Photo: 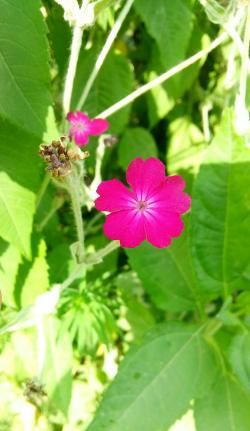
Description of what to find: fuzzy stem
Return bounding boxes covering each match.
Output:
[97,32,229,119]
[76,0,134,110]
[65,174,85,262]
[63,26,84,115]
[60,240,120,291]
[239,1,250,103]
[62,0,90,116]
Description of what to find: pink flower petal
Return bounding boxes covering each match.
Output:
[95,179,136,212]
[67,112,77,123]
[89,118,109,135]
[126,158,166,200]
[149,176,191,213]
[144,210,184,248]
[74,130,89,146]
[103,210,145,248]
[75,111,91,125]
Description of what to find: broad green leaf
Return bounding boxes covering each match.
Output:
[135,0,194,95]
[135,0,193,70]
[0,118,43,257]
[191,109,250,296]
[194,374,250,431]
[127,225,201,313]
[0,240,21,308]
[0,172,35,259]
[42,317,73,416]
[146,19,205,122]
[229,333,250,395]
[0,0,51,137]
[146,71,175,128]
[47,3,71,76]
[72,49,134,133]
[87,324,217,431]
[167,117,205,175]
[118,128,158,170]
[20,239,49,307]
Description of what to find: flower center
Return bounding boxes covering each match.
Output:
[76,122,85,131]
[136,200,148,212]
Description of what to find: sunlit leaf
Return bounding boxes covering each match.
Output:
[87,323,217,431]
[191,109,250,296]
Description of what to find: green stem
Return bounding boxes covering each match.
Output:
[60,240,120,292]
[239,1,250,103]
[62,0,90,116]
[65,174,85,262]
[76,0,134,110]
[36,173,50,210]
[97,32,229,119]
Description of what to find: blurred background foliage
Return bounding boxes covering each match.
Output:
[0,0,250,430]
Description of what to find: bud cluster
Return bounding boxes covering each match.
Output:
[39,137,89,177]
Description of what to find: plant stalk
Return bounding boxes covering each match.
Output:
[65,173,85,262]
[97,32,229,119]
[62,0,90,116]
[76,0,134,110]
[239,1,250,103]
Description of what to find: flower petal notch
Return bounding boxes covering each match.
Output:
[95,157,191,249]
[67,111,109,146]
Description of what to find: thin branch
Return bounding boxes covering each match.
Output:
[76,0,134,110]
[97,32,229,119]
[239,1,250,103]
[62,0,90,116]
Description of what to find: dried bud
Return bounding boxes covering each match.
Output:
[39,137,71,177]
[103,134,118,148]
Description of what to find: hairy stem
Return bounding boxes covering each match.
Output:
[239,1,250,103]
[76,0,134,110]
[63,26,84,115]
[63,0,90,116]
[97,32,229,119]
[65,174,85,262]
[60,240,120,291]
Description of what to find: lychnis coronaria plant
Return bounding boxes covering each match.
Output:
[1,0,250,429]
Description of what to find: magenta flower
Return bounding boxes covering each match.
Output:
[95,157,191,248]
[67,111,109,146]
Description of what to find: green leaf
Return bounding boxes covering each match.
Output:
[0,115,43,257]
[191,109,250,296]
[0,239,21,308]
[167,117,205,175]
[127,224,201,313]
[42,317,73,416]
[229,333,250,395]
[87,323,217,431]
[194,374,250,431]
[118,128,158,170]
[0,172,35,258]
[0,0,51,137]
[135,0,193,69]
[72,49,134,133]
[20,239,49,307]
[47,3,71,76]
[135,0,194,95]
